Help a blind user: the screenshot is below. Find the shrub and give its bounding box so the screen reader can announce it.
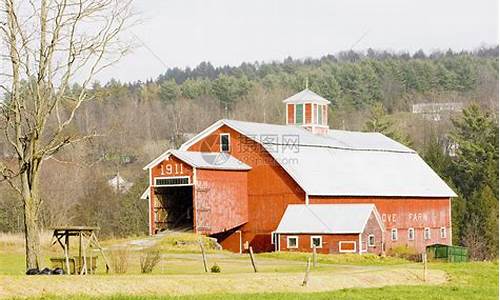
[140,248,161,273]
[111,248,129,274]
[387,245,419,261]
[210,263,221,273]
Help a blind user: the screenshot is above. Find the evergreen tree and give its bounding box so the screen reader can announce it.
[159,80,181,104]
[449,104,499,259]
[363,103,412,146]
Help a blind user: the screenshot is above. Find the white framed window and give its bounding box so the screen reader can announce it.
[310,236,322,248]
[440,227,446,239]
[368,234,375,247]
[339,241,357,253]
[391,228,398,241]
[408,228,415,241]
[424,227,431,240]
[220,133,230,152]
[287,236,298,249]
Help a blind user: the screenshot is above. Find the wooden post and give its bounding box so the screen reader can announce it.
[312,245,317,268]
[249,246,258,273]
[90,232,111,273]
[63,243,71,275]
[80,238,87,275]
[302,257,311,286]
[422,252,427,282]
[79,232,83,274]
[199,239,208,273]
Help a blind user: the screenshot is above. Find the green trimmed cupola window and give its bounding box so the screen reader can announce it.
[295,104,303,124]
[318,105,323,125]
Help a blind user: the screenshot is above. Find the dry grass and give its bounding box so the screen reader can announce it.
[110,248,130,274]
[0,265,446,299]
[0,231,53,253]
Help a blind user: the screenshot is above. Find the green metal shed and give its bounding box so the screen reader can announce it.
[426,244,468,262]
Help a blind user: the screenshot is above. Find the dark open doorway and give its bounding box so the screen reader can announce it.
[154,186,193,232]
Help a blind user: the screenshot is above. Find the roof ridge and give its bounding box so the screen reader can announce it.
[263,141,416,154]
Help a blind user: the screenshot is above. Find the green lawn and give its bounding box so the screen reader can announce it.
[1,232,497,300]
[5,261,497,300]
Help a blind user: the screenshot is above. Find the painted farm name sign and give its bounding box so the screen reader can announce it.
[381,212,437,225]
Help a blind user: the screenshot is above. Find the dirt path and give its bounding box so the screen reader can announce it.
[0,266,446,298]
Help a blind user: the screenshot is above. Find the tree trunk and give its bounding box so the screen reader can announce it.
[21,166,42,270]
[24,198,41,270]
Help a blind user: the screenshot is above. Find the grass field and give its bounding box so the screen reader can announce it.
[0,232,497,300]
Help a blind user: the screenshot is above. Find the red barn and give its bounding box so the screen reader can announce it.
[143,88,456,254]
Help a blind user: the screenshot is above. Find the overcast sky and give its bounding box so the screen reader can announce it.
[97,0,499,83]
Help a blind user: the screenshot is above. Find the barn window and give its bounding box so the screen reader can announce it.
[313,104,318,124]
[339,241,357,253]
[368,234,375,247]
[220,134,230,152]
[287,236,298,248]
[391,228,398,241]
[424,227,431,240]
[440,227,447,239]
[408,228,415,241]
[155,176,190,186]
[310,236,322,248]
[295,104,304,124]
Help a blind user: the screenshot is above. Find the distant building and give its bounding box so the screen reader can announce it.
[412,102,464,122]
[108,173,133,193]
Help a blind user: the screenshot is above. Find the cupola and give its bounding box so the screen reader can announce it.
[283,88,330,135]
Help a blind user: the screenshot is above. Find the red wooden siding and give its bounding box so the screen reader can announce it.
[279,234,359,254]
[151,156,193,185]
[188,125,305,252]
[360,210,384,255]
[309,196,451,252]
[194,169,248,235]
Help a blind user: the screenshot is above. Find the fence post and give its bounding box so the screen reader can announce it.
[302,257,311,286]
[422,252,427,282]
[199,239,208,273]
[249,246,258,272]
[312,245,317,268]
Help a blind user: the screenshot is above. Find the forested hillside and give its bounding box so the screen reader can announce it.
[0,47,498,258]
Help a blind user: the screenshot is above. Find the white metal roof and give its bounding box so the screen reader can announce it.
[266,144,456,197]
[282,88,331,105]
[275,204,380,234]
[143,149,251,171]
[222,119,414,153]
[179,119,455,197]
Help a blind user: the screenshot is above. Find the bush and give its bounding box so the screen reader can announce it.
[387,245,420,261]
[210,263,221,273]
[140,248,161,273]
[111,248,129,274]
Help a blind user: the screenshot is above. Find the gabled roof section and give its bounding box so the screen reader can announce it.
[275,204,380,234]
[175,119,456,198]
[283,88,331,105]
[143,149,251,171]
[223,119,414,153]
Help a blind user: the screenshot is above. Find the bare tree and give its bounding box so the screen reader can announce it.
[0,0,134,269]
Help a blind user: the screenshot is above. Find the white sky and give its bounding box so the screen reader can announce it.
[96,0,499,83]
